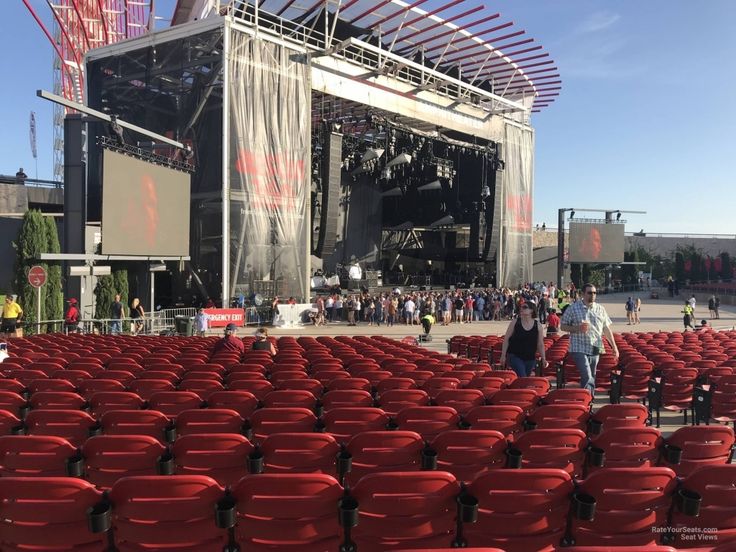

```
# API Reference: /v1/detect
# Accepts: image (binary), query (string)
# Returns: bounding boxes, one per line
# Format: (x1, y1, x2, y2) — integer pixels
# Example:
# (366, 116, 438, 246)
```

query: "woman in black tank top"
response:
(252, 327, 276, 355)
(499, 300, 548, 377)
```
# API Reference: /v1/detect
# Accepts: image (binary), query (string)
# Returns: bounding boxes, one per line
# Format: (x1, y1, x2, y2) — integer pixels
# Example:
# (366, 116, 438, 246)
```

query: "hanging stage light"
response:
(417, 180, 441, 192)
(381, 187, 403, 197)
(386, 152, 412, 168)
(361, 148, 385, 163)
(429, 215, 455, 228)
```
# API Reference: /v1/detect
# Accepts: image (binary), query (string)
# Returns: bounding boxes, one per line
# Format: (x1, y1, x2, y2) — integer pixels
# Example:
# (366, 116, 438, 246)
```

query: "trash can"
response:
(175, 315, 194, 336)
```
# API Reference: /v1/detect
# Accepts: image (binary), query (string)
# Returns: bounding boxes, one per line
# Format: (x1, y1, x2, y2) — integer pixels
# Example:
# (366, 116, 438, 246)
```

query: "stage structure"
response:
(47, 0, 559, 302)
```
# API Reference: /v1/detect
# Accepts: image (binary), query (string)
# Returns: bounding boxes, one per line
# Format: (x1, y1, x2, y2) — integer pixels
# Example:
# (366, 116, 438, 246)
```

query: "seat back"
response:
(109, 475, 227, 551)
(322, 407, 390, 442)
(82, 435, 166, 490)
(431, 429, 506, 483)
(0, 435, 76, 477)
(663, 426, 735, 477)
(231, 474, 343, 550)
(260, 432, 339, 475)
(175, 408, 245, 436)
(173, 433, 253, 487)
(512, 428, 587, 476)
(395, 406, 461, 440)
(344, 430, 424, 486)
(0, 477, 105, 551)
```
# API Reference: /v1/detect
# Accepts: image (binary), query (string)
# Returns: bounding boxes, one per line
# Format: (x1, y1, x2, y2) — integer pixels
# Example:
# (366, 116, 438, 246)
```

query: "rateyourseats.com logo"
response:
(652, 527, 719, 542)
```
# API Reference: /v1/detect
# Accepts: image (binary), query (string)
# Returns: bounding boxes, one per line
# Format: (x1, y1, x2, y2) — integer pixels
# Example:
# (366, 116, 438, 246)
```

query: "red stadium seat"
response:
(570, 467, 677, 546)
(207, 390, 258, 419)
(466, 469, 574, 552)
(24, 409, 98, 448)
(227, 379, 274, 400)
(488, 388, 539, 413)
(526, 404, 590, 431)
(434, 389, 486, 415)
(377, 389, 430, 417)
(100, 409, 171, 442)
(0, 409, 22, 435)
(260, 432, 340, 475)
(29, 391, 86, 411)
(173, 433, 253, 487)
(0, 477, 105, 551)
(77, 378, 126, 399)
(0, 391, 28, 419)
(395, 406, 461, 440)
(588, 427, 662, 473)
(465, 405, 525, 436)
(148, 391, 203, 419)
(178, 378, 225, 399)
(175, 408, 245, 436)
(343, 430, 424, 486)
(589, 403, 649, 434)
(670, 464, 736, 549)
(230, 474, 344, 551)
(249, 407, 318, 440)
(0, 435, 76, 477)
(351, 472, 462, 550)
(108, 476, 227, 551)
(510, 428, 588, 476)
(322, 407, 390, 442)
(261, 389, 318, 410)
(431, 429, 506, 484)
(128, 378, 176, 400)
(81, 434, 167, 490)
(89, 391, 145, 417)
(28, 378, 76, 394)
(659, 426, 735, 477)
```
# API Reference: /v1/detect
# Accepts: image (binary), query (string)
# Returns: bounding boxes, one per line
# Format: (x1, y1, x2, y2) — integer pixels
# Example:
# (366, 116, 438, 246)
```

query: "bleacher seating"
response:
(0, 330, 733, 550)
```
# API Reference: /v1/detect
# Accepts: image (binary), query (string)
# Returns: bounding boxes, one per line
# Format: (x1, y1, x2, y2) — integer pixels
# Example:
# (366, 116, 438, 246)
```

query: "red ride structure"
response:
(22, 0, 154, 181)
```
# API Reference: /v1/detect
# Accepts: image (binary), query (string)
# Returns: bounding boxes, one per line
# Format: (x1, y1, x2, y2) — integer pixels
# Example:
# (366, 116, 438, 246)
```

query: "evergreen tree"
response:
(112, 267, 130, 332)
(12, 210, 48, 334)
(94, 275, 116, 332)
(43, 216, 63, 331)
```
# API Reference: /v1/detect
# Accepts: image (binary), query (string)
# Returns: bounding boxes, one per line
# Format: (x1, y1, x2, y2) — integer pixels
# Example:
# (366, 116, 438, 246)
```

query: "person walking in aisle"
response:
(499, 299, 548, 378)
(560, 284, 619, 396)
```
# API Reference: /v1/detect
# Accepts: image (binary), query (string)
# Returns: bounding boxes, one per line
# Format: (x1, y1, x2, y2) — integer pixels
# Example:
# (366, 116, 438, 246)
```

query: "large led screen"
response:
(568, 222, 625, 263)
(102, 149, 190, 256)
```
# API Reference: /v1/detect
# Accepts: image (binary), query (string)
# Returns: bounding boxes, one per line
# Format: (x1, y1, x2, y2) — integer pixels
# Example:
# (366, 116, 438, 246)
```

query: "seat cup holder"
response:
(457, 493, 479, 523)
(588, 446, 606, 468)
(215, 496, 237, 529)
(19, 403, 31, 420)
(572, 493, 597, 521)
(457, 419, 471, 430)
(313, 419, 326, 433)
(247, 450, 264, 474)
(87, 501, 112, 533)
(164, 422, 177, 443)
(157, 452, 175, 475)
(385, 420, 399, 430)
(88, 422, 103, 437)
(677, 488, 702, 517)
(339, 496, 359, 528)
(421, 447, 438, 470)
(523, 419, 538, 431)
(11, 424, 25, 435)
(337, 450, 352, 478)
(66, 452, 85, 477)
(588, 419, 603, 436)
(505, 447, 522, 469)
(664, 444, 683, 465)
(314, 401, 324, 418)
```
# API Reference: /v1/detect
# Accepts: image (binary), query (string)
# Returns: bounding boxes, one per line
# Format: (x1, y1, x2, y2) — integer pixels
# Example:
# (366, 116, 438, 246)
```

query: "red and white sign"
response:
(204, 308, 245, 328)
(28, 266, 47, 288)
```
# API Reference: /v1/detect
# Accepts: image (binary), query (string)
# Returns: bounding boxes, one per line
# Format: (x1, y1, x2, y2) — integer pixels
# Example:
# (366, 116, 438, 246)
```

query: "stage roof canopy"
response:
(173, 0, 560, 112)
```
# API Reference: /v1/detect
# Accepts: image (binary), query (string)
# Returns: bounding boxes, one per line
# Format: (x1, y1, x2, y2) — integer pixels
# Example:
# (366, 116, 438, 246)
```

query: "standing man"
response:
(560, 283, 619, 395)
(111, 294, 125, 335)
(1, 295, 23, 337)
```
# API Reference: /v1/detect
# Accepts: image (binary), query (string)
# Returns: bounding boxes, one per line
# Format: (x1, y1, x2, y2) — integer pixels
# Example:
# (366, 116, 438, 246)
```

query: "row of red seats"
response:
(2, 407, 732, 482)
(2, 465, 734, 551)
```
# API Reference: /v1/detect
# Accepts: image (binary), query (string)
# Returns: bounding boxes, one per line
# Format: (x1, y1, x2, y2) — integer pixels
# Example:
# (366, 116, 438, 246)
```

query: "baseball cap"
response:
(68, 298, 78, 304)
(225, 323, 237, 332)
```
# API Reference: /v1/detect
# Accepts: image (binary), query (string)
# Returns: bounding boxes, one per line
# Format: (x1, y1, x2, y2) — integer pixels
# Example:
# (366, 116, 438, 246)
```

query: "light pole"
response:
(556, 208, 573, 289)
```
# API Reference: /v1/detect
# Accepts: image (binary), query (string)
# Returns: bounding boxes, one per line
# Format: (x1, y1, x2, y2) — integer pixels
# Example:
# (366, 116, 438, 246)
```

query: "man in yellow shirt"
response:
(1, 295, 23, 337)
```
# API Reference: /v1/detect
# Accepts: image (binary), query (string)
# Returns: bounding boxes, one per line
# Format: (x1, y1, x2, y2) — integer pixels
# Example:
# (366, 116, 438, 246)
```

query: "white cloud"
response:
(576, 11, 621, 34)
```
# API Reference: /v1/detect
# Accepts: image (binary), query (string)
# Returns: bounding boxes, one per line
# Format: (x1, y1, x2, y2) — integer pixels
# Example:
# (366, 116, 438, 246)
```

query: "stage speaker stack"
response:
(314, 132, 343, 257)
(365, 270, 379, 289)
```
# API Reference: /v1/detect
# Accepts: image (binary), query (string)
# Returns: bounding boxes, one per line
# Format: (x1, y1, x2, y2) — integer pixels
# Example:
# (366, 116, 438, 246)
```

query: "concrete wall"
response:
(0, 183, 28, 214)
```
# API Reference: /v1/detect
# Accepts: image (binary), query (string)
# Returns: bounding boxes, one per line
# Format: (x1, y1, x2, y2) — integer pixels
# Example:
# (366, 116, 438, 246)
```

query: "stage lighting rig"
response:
(386, 152, 412, 168)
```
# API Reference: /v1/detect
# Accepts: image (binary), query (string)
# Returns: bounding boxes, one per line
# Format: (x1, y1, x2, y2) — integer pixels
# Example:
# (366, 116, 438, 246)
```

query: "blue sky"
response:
(4, 1, 735, 235)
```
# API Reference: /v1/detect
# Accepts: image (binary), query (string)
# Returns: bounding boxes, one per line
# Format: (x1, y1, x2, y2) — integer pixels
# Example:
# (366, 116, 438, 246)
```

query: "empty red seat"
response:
(466, 468, 574, 551)
(230, 474, 344, 551)
(0, 477, 105, 551)
(249, 407, 317, 440)
(570, 467, 677, 546)
(173, 433, 253, 487)
(0, 391, 27, 419)
(176, 408, 245, 436)
(29, 391, 86, 411)
(108, 475, 227, 551)
(395, 406, 461, 440)
(260, 432, 340, 475)
(28, 378, 76, 394)
(527, 404, 590, 431)
(343, 430, 424, 486)
(511, 428, 587, 476)
(588, 427, 662, 472)
(465, 405, 525, 436)
(81, 435, 166, 490)
(128, 378, 176, 400)
(542, 388, 593, 408)
(100, 409, 171, 442)
(431, 429, 506, 484)
(590, 403, 648, 433)
(77, 378, 126, 399)
(433, 389, 486, 415)
(261, 389, 318, 410)
(488, 388, 539, 413)
(659, 425, 735, 477)
(24, 409, 98, 448)
(89, 391, 144, 417)
(227, 379, 274, 399)
(377, 389, 430, 417)
(352, 472, 461, 550)
(148, 391, 203, 419)
(670, 464, 736, 548)
(0, 435, 76, 477)
(322, 407, 390, 441)
(321, 389, 374, 411)
(0, 409, 21, 435)
(207, 390, 258, 419)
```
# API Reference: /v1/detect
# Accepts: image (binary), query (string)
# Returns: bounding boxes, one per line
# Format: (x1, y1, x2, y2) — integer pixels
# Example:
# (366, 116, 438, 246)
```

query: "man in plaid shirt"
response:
(560, 283, 619, 395)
